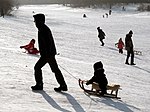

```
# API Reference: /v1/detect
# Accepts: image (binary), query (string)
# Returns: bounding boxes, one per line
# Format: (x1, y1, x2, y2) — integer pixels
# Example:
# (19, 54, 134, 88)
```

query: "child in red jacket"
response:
(20, 39, 39, 54)
(115, 38, 124, 54)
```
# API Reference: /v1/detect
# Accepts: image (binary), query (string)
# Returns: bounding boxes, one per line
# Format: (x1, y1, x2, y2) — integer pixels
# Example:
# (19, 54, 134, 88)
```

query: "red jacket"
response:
(20, 42, 39, 54)
(116, 39, 124, 49)
(20, 42, 34, 51)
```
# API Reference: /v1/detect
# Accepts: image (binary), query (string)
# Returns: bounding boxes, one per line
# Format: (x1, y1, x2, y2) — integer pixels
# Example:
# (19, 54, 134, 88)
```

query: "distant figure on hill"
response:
(115, 38, 124, 54)
(105, 13, 108, 18)
(125, 30, 136, 65)
(86, 61, 108, 96)
(83, 14, 87, 18)
(109, 9, 112, 15)
(1, 9, 4, 18)
(122, 6, 126, 11)
(20, 39, 39, 54)
(97, 27, 106, 46)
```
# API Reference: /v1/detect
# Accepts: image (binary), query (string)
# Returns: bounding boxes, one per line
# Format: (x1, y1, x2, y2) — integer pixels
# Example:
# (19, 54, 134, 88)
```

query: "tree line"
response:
(0, 0, 16, 17)
(1, 0, 150, 17)
(17, 0, 150, 5)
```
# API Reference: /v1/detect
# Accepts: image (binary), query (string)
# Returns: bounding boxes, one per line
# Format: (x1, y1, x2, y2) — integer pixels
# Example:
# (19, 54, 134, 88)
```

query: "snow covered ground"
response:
(0, 4, 150, 112)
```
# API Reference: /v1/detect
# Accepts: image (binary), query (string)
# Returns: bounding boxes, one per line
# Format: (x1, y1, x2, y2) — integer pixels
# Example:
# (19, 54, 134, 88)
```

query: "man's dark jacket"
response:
(125, 33, 133, 51)
(38, 24, 56, 57)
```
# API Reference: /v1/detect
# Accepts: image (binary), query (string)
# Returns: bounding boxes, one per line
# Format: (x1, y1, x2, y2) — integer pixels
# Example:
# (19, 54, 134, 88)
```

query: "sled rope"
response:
(58, 64, 78, 80)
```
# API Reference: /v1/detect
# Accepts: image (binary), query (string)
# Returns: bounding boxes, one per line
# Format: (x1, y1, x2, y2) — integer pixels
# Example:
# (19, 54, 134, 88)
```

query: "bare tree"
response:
(0, 0, 15, 17)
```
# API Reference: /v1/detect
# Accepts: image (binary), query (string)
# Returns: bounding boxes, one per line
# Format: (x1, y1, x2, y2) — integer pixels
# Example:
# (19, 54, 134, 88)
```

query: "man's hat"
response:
(129, 30, 133, 34)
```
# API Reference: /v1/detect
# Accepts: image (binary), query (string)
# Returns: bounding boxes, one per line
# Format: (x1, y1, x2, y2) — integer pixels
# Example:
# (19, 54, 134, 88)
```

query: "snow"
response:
(0, 4, 150, 112)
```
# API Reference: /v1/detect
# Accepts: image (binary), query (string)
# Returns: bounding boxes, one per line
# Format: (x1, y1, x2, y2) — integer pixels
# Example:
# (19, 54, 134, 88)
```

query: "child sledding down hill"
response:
(20, 39, 39, 54)
(86, 61, 108, 95)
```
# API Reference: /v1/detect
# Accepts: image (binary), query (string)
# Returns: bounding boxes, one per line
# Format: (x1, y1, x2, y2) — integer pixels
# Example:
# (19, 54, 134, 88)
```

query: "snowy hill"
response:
(0, 5, 150, 112)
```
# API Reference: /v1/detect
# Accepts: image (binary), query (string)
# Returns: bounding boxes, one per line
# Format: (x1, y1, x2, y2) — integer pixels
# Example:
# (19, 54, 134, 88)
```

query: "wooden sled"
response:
(78, 79, 121, 99)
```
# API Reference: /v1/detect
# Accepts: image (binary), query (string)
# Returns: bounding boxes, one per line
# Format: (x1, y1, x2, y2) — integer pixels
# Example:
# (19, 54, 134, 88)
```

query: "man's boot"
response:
(31, 83, 43, 90)
(54, 85, 68, 92)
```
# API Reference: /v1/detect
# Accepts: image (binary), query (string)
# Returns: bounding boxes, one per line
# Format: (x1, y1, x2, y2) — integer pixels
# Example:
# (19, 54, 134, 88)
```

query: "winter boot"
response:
(54, 85, 68, 92)
(125, 61, 129, 65)
(101, 43, 104, 46)
(131, 63, 136, 65)
(31, 83, 43, 90)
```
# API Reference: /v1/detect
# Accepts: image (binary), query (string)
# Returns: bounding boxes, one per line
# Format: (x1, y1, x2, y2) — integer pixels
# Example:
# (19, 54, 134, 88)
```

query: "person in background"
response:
(1, 9, 4, 18)
(20, 39, 39, 54)
(115, 38, 124, 54)
(125, 30, 136, 65)
(31, 13, 68, 91)
(86, 61, 108, 95)
(83, 14, 87, 18)
(109, 9, 112, 15)
(97, 27, 106, 46)
(105, 13, 108, 18)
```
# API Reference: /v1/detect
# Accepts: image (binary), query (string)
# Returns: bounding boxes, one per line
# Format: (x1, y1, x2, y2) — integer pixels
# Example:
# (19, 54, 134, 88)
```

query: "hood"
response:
(33, 13, 45, 24)
(93, 61, 103, 71)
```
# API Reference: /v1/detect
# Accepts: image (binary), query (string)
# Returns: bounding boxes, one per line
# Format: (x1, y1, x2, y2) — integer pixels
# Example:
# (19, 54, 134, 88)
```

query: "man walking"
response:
(31, 14, 68, 92)
(97, 27, 106, 46)
(125, 30, 136, 65)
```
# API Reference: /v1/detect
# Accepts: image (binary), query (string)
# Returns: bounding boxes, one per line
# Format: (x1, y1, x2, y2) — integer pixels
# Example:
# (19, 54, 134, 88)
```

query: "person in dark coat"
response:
(97, 27, 106, 46)
(31, 13, 67, 91)
(125, 30, 135, 65)
(86, 61, 108, 95)
(83, 14, 87, 18)
(109, 9, 112, 15)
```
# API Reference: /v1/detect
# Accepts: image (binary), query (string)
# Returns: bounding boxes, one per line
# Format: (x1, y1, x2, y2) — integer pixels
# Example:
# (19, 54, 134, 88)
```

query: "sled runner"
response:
(134, 50, 142, 55)
(78, 79, 121, 99)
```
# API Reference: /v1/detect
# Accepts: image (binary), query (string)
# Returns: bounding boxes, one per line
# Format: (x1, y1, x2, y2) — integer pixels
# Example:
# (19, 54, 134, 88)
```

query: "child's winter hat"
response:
(93, 61, 103, 70)
(33, 13, 45, 23)
(31, 39, 35, 43)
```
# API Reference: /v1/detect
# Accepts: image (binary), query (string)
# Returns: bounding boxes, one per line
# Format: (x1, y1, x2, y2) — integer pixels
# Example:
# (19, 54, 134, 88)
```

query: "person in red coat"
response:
(20, 39, 39, 54)
(115, 38, 124, 54)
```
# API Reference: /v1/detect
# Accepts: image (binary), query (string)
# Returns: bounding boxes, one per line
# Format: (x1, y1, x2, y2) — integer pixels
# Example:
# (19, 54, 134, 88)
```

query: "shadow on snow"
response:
(84, 91, 140, 112)
(32, 90, 86, 112)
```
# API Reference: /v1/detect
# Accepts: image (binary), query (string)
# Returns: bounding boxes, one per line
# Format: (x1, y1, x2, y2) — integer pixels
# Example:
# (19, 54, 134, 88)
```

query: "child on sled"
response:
(86, 61, 108, 95)
(20, 39, 39, 54)
(115, 38, 124, 54)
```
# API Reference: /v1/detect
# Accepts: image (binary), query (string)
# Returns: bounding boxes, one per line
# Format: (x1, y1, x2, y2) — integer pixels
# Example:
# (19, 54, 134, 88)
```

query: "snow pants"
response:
(119, 49, 123, 54)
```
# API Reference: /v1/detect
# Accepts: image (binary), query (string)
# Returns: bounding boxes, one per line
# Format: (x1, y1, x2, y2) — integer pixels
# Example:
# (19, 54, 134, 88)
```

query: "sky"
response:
(0, 4, 150, 112)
